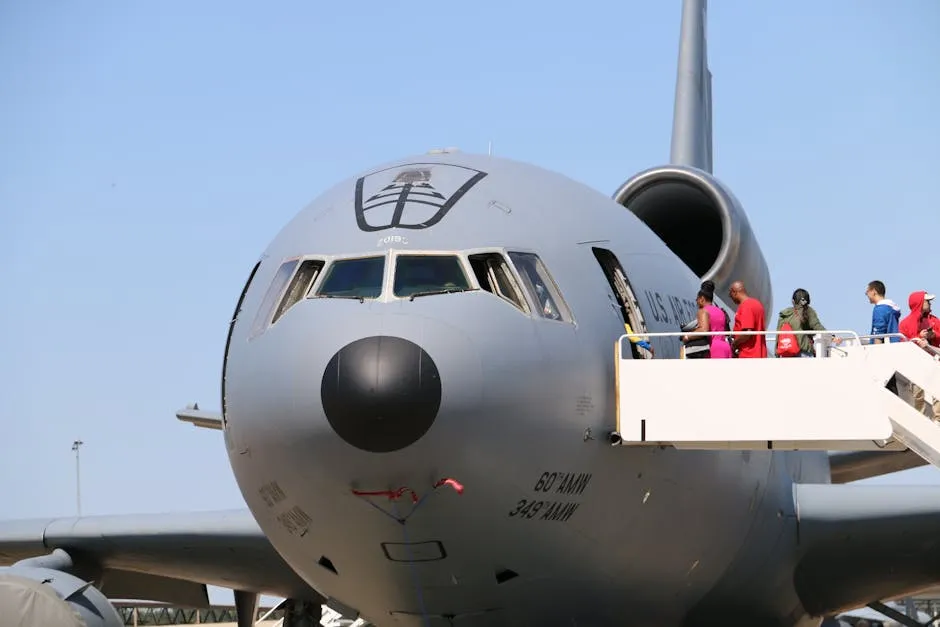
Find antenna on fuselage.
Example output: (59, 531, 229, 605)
(669, 0, 713, 174)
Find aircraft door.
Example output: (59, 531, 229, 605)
(590, 247, 652, 360)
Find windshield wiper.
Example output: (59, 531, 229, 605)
(409, 287, 475, 301)
(317, 294, 365, 303)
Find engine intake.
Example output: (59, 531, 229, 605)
(612, 165, 772, 314)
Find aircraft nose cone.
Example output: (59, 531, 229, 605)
(320, 336, 442, 453)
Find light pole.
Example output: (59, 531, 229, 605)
(71, 440, 83, 516)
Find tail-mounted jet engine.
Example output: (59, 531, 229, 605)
(612, 165, 772, 313)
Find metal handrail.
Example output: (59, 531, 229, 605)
(621, 329, 863, 344)
(619, 329, 940, 362)
(845, 333, 908, 344)
(833, 333, 940, 358)
(619, 329, 862, 359)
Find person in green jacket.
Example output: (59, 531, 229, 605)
(776, 288, 826, 357)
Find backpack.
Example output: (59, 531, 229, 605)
(776, 321, 800, 357)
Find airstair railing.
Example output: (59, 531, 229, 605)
(844, 333, 908, 345)
(619, 329, 863, 358)
(810, 334, 938, 360)
(826, 333, 909, 357)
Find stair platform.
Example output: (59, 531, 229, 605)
(614, 330, 940, 469)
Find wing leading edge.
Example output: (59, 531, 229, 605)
(794, 483, 940, 616)
(0, 509, 319, 606)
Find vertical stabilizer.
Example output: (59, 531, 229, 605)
(670, 0, 713, 173)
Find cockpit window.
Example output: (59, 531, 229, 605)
(393, 255, 471, 299)
(468, 252, 529, 314)
(316, 256, 385, 299)
(272, 259, 324, 324)
(508, 252, 573, 322)
(250, 258, 299, 338)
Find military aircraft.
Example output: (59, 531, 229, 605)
(2, 1, 939, 626)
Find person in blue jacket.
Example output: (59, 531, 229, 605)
(866, 280, 902, 343)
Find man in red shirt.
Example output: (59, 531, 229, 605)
(728, 280, 767, 358)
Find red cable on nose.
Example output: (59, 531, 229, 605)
(351, 477, 464, 519)
(434, 478, 464, 494)
(351, 487, 419, 503)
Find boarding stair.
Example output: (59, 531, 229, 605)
(613, 330, 940, 470)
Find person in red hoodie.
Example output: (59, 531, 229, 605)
(898, 290, 940, 421)
(900, 291, 940, 349)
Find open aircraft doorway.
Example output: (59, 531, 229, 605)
(589, 246, 652, 360)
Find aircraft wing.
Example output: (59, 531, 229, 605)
(793, 483, 940, 616)
(0, 509, 319, 607)
(828, 449, 929, 483)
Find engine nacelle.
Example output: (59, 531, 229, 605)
(612, 165, 773, 315)
(0, 565, 124, 627)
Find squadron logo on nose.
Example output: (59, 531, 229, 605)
(354, 162, 488, 232)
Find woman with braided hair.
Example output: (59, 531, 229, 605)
(776, 288, 826, 358)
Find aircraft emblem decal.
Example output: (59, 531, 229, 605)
(354, 162, 488, 232)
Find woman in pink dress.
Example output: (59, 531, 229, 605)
(682, 280, 733, 359)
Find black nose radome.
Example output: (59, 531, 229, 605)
(321, 336, 442, 453)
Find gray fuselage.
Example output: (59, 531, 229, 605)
(222, 153, 830, 627)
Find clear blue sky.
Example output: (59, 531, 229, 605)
(1, 0, 938, 607)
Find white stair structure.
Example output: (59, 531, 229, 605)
(614, 330, 940, 470)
